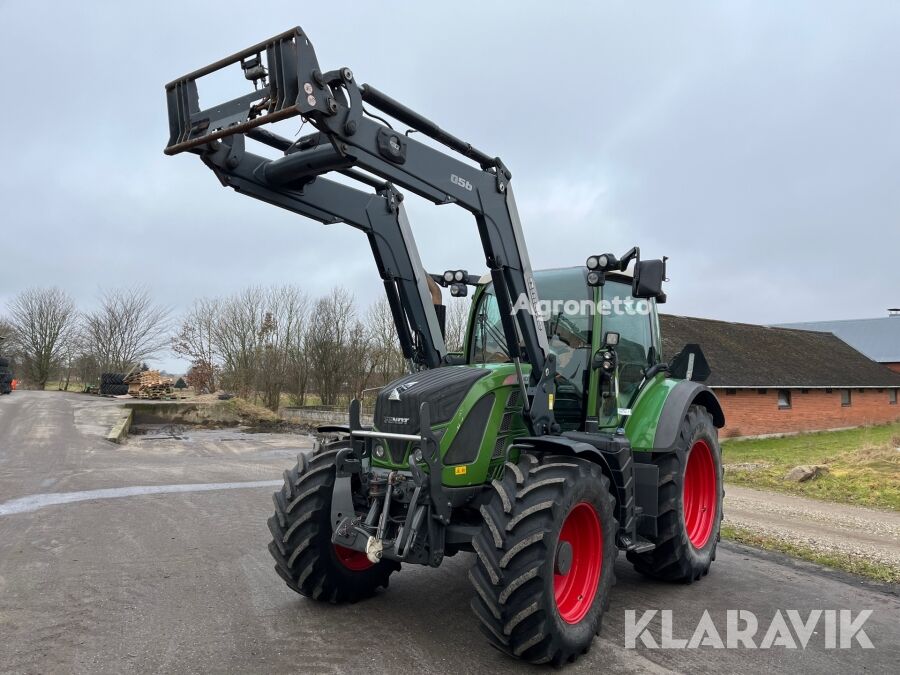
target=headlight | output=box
[373,444,385,459]
[586,255,599,270]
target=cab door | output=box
[593,278,660,428]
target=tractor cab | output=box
[467,266,664,433]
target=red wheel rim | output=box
[553,502,603,624]
[682,439,717,548]
[333,544,373,571]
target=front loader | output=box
[165,27,725,665]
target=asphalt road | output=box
[1,392,897,674]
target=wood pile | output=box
[126,370,175,400]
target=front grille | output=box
[493,435,506,459]
[507,389,521,408]
[500,412,512,433]
[386,438,408,463]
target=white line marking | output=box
[0,480,283,516]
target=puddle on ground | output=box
[128,425,316,457]
[130,424,191,440]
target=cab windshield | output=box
[469,268,592,429]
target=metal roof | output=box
[772,316,900,363]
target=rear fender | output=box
[652,380,724,452]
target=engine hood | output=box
[373,367,490,460]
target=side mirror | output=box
[632,258,667,301]
[603,331,619,347]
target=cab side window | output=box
[600,282,655,411]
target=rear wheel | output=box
[267,440,399,603]
[469,454,617,665]
[627,405,723,581]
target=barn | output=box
[660,315,900,438]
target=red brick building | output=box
[661,315,900,438]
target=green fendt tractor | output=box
[165,27,725,665]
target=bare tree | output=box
[367,297,406,386]
[444,297,471,353]
[185,359,217,395]
[207,286,309,408]
[213,287,266,397]
[284,326,312,407]
[173,298,222,391]
[82,287,172,373]
[7,287,78,388]
[0,319,15,362]
[344,319,376,400]
[256,286,309,411]
[306,287,361,406]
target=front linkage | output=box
[330,401,454,568]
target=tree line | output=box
[0,285,468,410]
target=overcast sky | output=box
[2,1,898,373]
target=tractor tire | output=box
[626,405,723,582]
[100,373,112,385]
[469,454,618,665]
[268,440,399,603]
[0,357,9,368]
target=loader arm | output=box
[165,26,557,435]
[199,130,446,370]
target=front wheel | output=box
[267,440,399,603]
[627,405,723,582]
[469,454,618,665]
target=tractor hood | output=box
[374,367,490,461]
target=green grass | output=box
[722,524,899,584]
[44,381,86,392]
[722,422,900,510]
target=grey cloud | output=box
[2,1,898,372]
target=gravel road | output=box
[724,485,900,572]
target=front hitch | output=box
[329,399,450,566]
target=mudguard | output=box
[652,380,724,452]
